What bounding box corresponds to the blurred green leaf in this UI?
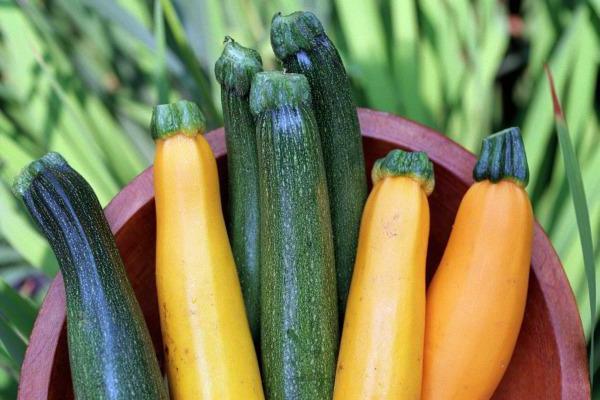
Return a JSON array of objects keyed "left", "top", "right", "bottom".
[
  {"left": 160, "top": 0, "right": 220, "bottom": 125},
  {"left": 418, "top": 37, "right": 443, "bottom": 128},
  {"left": 334, "top": 0, "right": 398, "bottom": 112},
  {"left": 588, "top": 0, "right": 600, "bottom": 19},
  {"left": 390, "top": 0, "right": 428, "bottom": 124},
  {"left": 82, "top": 0, "right": 157, "bottom": 55},
  {"left": 420, "top": 0, "right": 466, "bottom": 109},
  {"left": 32, "top": 53, "right": 120, "bottom": 203},
  {"left": 521, "top": 0, "right": 556, "bottom": 87},
  {"left": 0, "top": 182, "right": 58, "bottom": 276},
  {"left": 0, "top": 314, "right": 26, "bottom": 374},
  {"left": 0, "top": 367, "right": 18, "bottom": 400},
  {"left": 0, "top": 278, "right": 37, "bottom": 339},
  {"left": 459, "top": 1, "right": 509, "bottom": 151}
]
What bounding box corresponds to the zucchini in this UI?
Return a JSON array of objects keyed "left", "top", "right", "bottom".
[
  {"left": 334, "top": 150, "right": 434, "bottom": 399},
  {"left": 152, "top": 101, "right": 264, "bottom": 399},
  {"left": 422, "top": 128, "right": 533, "bottom": 399},
  {"left": 215, "top": 37, "right": 263, "bottom": 344},
  {"left": 250, "top": 71, "right": 338, "bottom": 400},
  {"left": 271, "top": 11, "right": 368, "bottom": 317},
  {"left": 13, "top": 153, "right": 167, "bottom": 400}
]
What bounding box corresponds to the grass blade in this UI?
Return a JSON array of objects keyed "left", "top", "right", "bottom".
[
  {"left": 523, "top": 6, "right": 586, "bottom": 201},
  {"left": 154, "top": 0, "right": 169, "bottom": 104},
  {"left": 535, "top": 12, "right": 599, "bottom": 231},
  {"left": 160, "top": 0, "right": 220, "bottom": 125},
  {"left": 178, "top": 0, "right": 226, "bottom": 109},
  {"left": 546, "top": 65, "right": 596, "bottom": 384}
]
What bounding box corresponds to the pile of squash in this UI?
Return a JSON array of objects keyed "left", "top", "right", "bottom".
[{"left": 13, "top": 10, "right": 532, "bottom": 400}]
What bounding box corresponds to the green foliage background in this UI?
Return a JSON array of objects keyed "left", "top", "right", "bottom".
[{"left": 0, "top": 0, "right": 598, "bottom": 397}]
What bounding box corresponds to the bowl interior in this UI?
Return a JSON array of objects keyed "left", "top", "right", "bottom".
[{"left": 24, "top": 109, "right": 588, "bottom": 400}]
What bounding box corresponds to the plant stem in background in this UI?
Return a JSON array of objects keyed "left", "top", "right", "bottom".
[
  {"left": 153, "top": 0, "right": 169, "bottom": 104},
  {"left": 159, "top": 0, "right": 220, "bottom": 125},
  {"left": 545, "top": 66, "right": 596, "bottom": 385}
]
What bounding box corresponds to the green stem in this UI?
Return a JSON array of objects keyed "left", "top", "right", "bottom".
[
  {"left": 215, "top": 37, "right": 263, "bottom": 96},
  {"left": 473, "top": 127, "right": 529, "bottom": 187},
  {"left": 372, "top": 149, "right": 435, "bottom": 195},
  {"left": 12, "top": 152, "right": 67, "bottom": 199},
  {"left": 249, "top": 71, "right": 311, "bottom": 116},
  {"left": 150, "top": 100, "right": 206, "bottom": 140}
]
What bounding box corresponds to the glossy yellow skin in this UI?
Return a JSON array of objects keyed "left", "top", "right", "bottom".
[
  {"left": 154, "top": 133, "right": 264, "bottom": 400},
  {"left": 334, "top": 176, "right": 429, "bottom": 400},
  {"left": 422, "top": 180, "right": 533, "bottom": 400}
]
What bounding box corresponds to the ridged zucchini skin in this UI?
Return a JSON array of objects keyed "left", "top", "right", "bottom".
[
  {"left": 250, "top": 71, "right": 338, "bottom": 400},
  {"left": 271, "top": 11, "right": 368, "bottom": 317},
  {"left": 13, "top": 153, "right": 167, "bottom": 400},
  {"left": 215, "top": 38, "right": 263, "bottom": 343}
]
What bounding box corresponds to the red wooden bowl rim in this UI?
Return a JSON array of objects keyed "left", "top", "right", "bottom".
[{"left": 18, "top": 109, "right": 589, "bottom": 398}]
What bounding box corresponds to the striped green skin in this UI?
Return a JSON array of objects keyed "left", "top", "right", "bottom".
[
  {"left": 13, "top": 153, "right": 167, "bottom": 400},
  {"left": 251, "top": 72, "right": 338, "bottom": 400},
  {"left": 271, "top": 12, "right": 368, "bottom": 318},
  {"left": 221, "top": 92, "right": 261, "bottom": 344},
  {"left": 473, "top": 127, "right": 529, "bottom": 187},
  {"left": 215, "top": 40, "right": 263, "bottom": 344}
]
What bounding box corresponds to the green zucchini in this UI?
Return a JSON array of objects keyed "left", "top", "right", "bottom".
[
  {"left": 250, "top": 71, "right": 338, "bottom": 400},
  {"left": 214, "top": 37, "right": 263, "bottom": 344},
  {"left": 13, "top": 153, "right": 167, "bottom": 400},
  {"left": 271, "top": 11, "right": 368, "bottom": 317}
]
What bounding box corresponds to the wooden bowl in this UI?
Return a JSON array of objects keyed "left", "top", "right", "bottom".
[{"left": 19, "top": 109, "right": 589, "bottom": 399}]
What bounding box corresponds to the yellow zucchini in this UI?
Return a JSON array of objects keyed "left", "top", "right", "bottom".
[
  {"left": 152, "top": 101, "right": 264, "bottom": 399},
  {"left": 422, "top": 127, "right": 533, "bottom": 400},
  {"left": 334, "top": 149, "right": 434, "bottom": 400}
]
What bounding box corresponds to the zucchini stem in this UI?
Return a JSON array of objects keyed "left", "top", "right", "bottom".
[
  {"left": 372, "top": 149, "right": 435, "bottom": 195},
  {"left": 271, "top": 11, "right": 324, "bottom": 60},
  {"left": 12, "top": 152, "right": 67, "bottom": 199},
  {"left": 249, "top": 71, "right": 312, "bottom": 115},
  {"left": 215, "top": 37, "right": 263, "bottom": 97},
  {"left": 473, "top": 127, "right": 529, "bottom": 187},
  {"left": 150, "top": 100, "right": 206, "bottom": 140}
]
